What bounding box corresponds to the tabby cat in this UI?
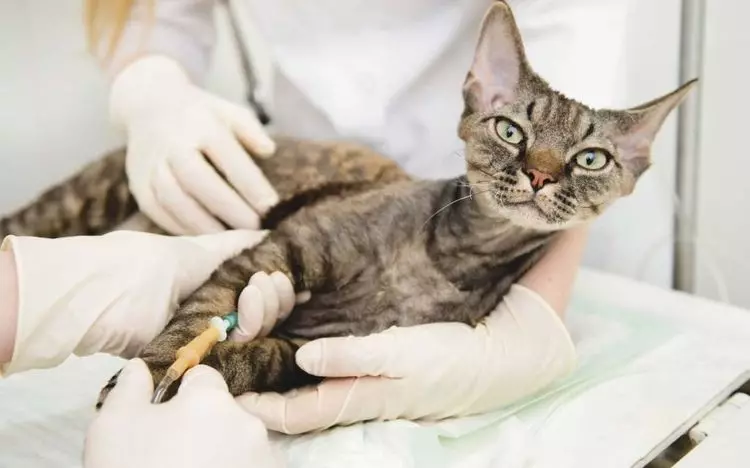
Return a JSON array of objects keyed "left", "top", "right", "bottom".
[{"left": 0, "top": 2, "right": 695, "bottom": 404}]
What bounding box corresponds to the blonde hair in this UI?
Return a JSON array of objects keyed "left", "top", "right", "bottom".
[{"left": 84, "top": 0, "right": 154, "bottom": 62}]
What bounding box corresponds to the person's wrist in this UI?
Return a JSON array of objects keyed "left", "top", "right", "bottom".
[
  {"left": 109, "top": 54, "right": 192, "bottom": 124},
  {"left": 563, "top": 222, "right": 590, "bottom": 242},
  {"left": 517, "top": 222, "right": 590, "bottom": 317},
  {"left": 0, "top": 248, "right": 19, "bottom": 365}
]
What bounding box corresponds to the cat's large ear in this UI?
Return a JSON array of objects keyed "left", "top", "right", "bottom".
[
  {"left": 462, "top": 1, "right": 530, "bottom": 113},
  {"left": 614, "top": 79, "right": 698, "bottom": 187}
]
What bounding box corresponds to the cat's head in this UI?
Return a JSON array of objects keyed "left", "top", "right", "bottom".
[{"left": 459, "top": 1, "right": 697, "bottom": 230}]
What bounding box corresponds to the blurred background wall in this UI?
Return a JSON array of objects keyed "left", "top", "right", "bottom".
[
  {"left": 0, "top": 0, "right": 745, "bottom": 307},
  {"left": 693, "top": 2, "right": 750, "bottom": 308}
]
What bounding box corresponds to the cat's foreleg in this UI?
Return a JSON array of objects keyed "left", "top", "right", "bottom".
[{"left": 97, "top": 233, "right": 321, "bottom": 407}]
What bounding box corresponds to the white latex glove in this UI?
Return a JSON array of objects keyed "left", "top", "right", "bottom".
[
  {"left": 238, "top": 284, "right": 577, "bottom": 434},
  {"left": 231, "top": 272, "right": 310, "bottom": 343},
  {"left": 0, "top": 229, "right": 268, "bottom": 376},
  {"left": 110, "top": 55, "right": 278, "bottom": 235},
  {"left": 85, "top": 359, "right": 281, "bottom": 468}
]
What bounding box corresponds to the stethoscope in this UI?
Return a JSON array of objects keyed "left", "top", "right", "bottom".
[{"left": 220, "top": 0, "right": 271, "bottom": 126}]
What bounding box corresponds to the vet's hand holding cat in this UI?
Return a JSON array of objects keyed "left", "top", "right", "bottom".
[
  {"left": 0, "top": 229, "right": 286, "bottom": 468},
  {"left": 85, "top": 359, "right": 282, "bottom": 468},
  {"left": 109, "top": 55, "right": 279, "bottom": 235}
]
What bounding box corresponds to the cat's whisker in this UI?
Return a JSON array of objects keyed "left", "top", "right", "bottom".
[
  {"left": 421, "top": 188, "right": 493, "bottom": 229},
  {"left": 451, "top": 149, "right": 466, "bottom": 160},
  {"left": 495, "top": 192, "right": 507, "bottom": 209},
  {"left": 457, "top": 181, "right": 495, "bottom": 190}
]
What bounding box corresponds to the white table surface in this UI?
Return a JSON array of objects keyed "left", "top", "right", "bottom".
[
  {"left": 2, "top": 267, "right": 750, "bottom": 468},
  {"left": 674, "top": 402, "right": 750, "bottom": 468}
]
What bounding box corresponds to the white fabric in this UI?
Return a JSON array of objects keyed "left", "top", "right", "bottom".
[
  {"left": 85, "top": 360, "right": 280, "bottom": 468},
  {"left": 110, "top": 55, "right": 278, "bottom": 234},
  {"left": 0, "top": 230, "right": 268, "bottom": 376},
  {"left": 238, "top": 284, "right": 577, "bottom": 434},
  {"left": 111, "top": 0, "right": 629, "bottom": 180},
  {"left": 249, "top": 0, "right": 629, "bottom": 179},
  {"left": 3, "top": 269, "right": 750, "bottom": 467}
]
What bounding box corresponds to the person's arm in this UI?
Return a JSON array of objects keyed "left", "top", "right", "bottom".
[
  {"left": 0, "top": 250, "right": 18, "bottom": 364},
  {"left": 236, "top": 232, "right": 586, "bottom": 435},
  {"left": 518, "top": 225, "right": 589, "bottom": 318},
  {"left": 0, "top": 230, "right": 267, "bottom": 376}
]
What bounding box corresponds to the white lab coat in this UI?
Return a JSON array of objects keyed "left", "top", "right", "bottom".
[{"left": 115, "top": 0, "right": 643, "bottom": 276}]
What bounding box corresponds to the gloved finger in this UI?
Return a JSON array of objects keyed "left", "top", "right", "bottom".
[
  {"left": 152, "top": 163, "right": 224, "bottom": 234},
  {"left": 213, "top": 98, "right": 276, "bottom": 157},
  {"left": 170, "top": 152, "right": 260, "bottom": 229},
  {"left": 177, "top": 364, "right": 230, "bottom": 399},
  {"left": 203, "top": 133, "right": 279, "bottom": 215},
  {"left": 237, "top": 376, "right": 396, "bottom": 434},
  {"left": 270, "top": 272, "right": 295, "bottom": 321},
  {"left": 101, "top": 359, "right": 153, "bottom": 410},
  {"left": 295, "top": 331, "right": 409, "bottom": 379},
  {"left": 232, "top": 284, "right": 264, "bottom": 342},
  {"left": 249, "top": 272, "right": 281, "bottom": 337},
  {"left": 133, "top": 180, "right": 189, "bottom": 235}
]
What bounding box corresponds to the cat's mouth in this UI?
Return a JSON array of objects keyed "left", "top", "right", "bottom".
[
  {"left": 468, "top": 171, "right": 571, "bottom": 227},
  {"left": 492, "top": 191, "right": 569, "bottom": 229}
]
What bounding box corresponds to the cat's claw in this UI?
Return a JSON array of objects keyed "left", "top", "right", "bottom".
[{"left": 96, "top": 370, "right": 121, "bottom": 410}]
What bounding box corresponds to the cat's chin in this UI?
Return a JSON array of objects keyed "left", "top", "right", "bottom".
[{"left": 495, "top": 201, "right": 572, "bottom": 231}]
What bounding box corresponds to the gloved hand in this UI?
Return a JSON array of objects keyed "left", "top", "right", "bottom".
[
  {"left": 0, "top": 229, "right": 268, "bottom": 376},
  {"left": 238, "top": 284, "right": 577, "bottom": 434},
  {"left": 85, "top": 359, "right": 282, "bottom": 468},
  {"left": 231, "top": 271, "right": 307, "bottom": 343},
  {"left": 110, "top": 55, "right": 278, "bottom": 235}
]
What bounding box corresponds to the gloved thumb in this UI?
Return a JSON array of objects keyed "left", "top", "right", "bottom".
[
  {"left": 177, "top": 365, "right": 230, "bottom": 398},
  {"left": 102, "top": 359, "right": 153, "bottom": 410},
  {"left": 296, "top": 331, "right": 409, "bottom": 379}
]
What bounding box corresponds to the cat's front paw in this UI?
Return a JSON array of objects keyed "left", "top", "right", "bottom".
[{"left": 95, "top": 361, "right": 171, "bottom": 410}]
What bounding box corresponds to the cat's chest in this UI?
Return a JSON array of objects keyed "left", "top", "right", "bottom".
[
  {"left": 375, "top": 243, "right": 467, "bottom": 316},
  {"left": 279, "top": 241, "right": 469, "bottom": 339}
]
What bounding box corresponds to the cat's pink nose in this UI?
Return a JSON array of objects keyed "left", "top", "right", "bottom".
[{"left": 525, "top": 168, "right": 556, "bottom": 191}]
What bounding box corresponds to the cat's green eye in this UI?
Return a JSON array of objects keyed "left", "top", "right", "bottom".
[
  {"left": 495, "top": 119, "right": 525, "bottom": 145},
  {"left": 574, "top": 149, "right": 610, "bottom": 171}
]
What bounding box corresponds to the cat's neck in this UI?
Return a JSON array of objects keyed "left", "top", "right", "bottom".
[{"left": 425, "top": 176, "right": 554, "bottom": 280}]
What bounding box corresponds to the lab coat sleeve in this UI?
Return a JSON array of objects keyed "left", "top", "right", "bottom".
[
  {"left": 510, "top": 0, "right": 631, "bottom": 108},
  {"left": 105, "top": 0, "right": 218, "bottom": 84}
]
